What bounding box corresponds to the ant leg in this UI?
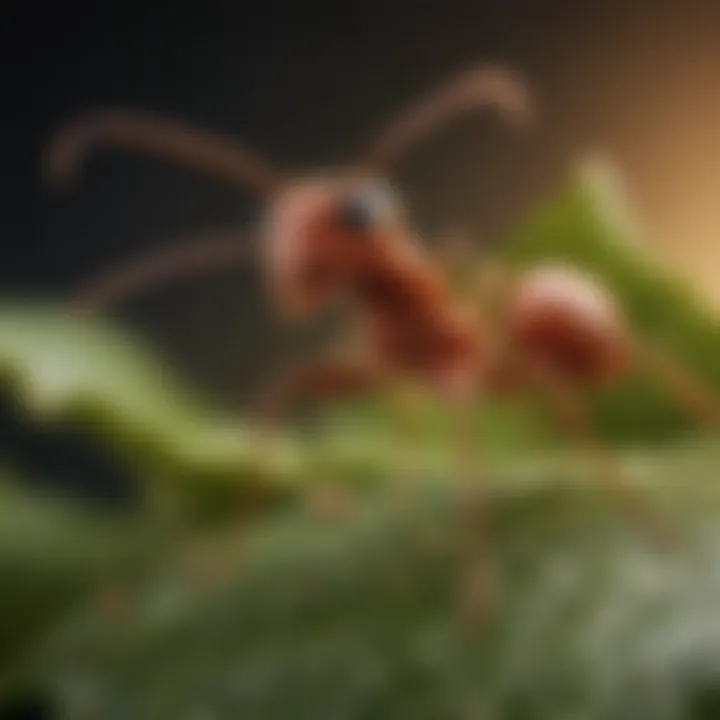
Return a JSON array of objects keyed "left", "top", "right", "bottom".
[
  {"left": 434, "top": 228, "right": 516, "bottom": 309},
  {"left": 433, "top": 226, "right": 483, "bottom": 297},
  {"left": 70, "top": 228, "right": 253, "bottom": 315},
  {"left": 252, "top": 354, "right": 386, "bottom": 432},
  {"left": 249, "top": 354, "right": 387, "bottom": 519},
  {"left": 43, "top": 109, "right": 281, "bottom": 194},
  {"left": 633, "top": 338, "right": 720, "bottom": 428},
  {"left": 532, "top": 364, "right": 676, "bottom": 547},
  {"left": 380, "top": 377, "right": 434, "bottom": 479},
  {"left": 447, "top": 387, "right": 501, "bottom": 629},
  {"left": 180, "top": 357, "right": 383, "bottom": 580}
]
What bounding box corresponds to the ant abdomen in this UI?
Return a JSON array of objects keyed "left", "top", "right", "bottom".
[{"left": 507, "top": 264, "right": 631, "bottom": 386}]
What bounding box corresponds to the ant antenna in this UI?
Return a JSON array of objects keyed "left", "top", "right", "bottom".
[
  {"left": 358, "top": 65, "right": 533, "bottom": 172},
  {"left": 70, "top": 228, "right": 255, "bottom": 315},
  {"left": 42, "top": 109, "right": 282, "bottom": 195}
]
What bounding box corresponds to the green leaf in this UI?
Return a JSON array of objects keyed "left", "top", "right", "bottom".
[
  {"left": 0, "top": 303, "right": 304, "bottom": 516},
  {"left": 36, "top": 441, "right": 720, "bottom": 719},
  {"left": 0, "top": 304, "right": 242, "bottom": 458}
]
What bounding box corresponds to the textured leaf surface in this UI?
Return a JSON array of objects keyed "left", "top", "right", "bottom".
[{"left": 38, "top": 442, "right": 720, "bottom": 720}]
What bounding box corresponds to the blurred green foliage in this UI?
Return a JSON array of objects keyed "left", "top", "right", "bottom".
[
  {"left": 0, "top": 479, "right": 171, "bottom": 703},
  {"left": 35, "top": 448, "right": 720, "bottom": 719},
  {"left": 0, "top": 158, "right": 719, "bottom": 717}
]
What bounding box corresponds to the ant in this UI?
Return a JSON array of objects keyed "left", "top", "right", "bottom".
[{"left": 42, "top": 64, "right": 720, "bottom": 598}]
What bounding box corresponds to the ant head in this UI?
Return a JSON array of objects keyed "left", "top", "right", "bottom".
[{"left": 262, "top": 173, "right": 407, "bottom": 319}]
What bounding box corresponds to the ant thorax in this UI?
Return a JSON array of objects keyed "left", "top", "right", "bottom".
[{"left": 353, "top": 240, "right": 478, "bottom": 379}]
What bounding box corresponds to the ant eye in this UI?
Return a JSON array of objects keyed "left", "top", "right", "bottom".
[{"left": 338, "top": 184, "right": 394, "bottom": 235}]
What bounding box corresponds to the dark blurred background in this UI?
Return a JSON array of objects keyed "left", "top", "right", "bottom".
[{"left": 2, "top": 0, "right": 720, "bottom": 407}]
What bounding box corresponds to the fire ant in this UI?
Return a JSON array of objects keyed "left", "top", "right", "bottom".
[{"left": 43, "top": 64, "right": 719, "bottom": 560}]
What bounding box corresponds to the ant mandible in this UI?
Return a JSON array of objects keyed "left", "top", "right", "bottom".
[{"left": 43, "top": 64, "right": 719, "bottom": 551}]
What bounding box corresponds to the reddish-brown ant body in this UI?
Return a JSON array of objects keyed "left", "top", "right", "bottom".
[{"left": 43, "top": 65, "right": 719, "bottom": 549}]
